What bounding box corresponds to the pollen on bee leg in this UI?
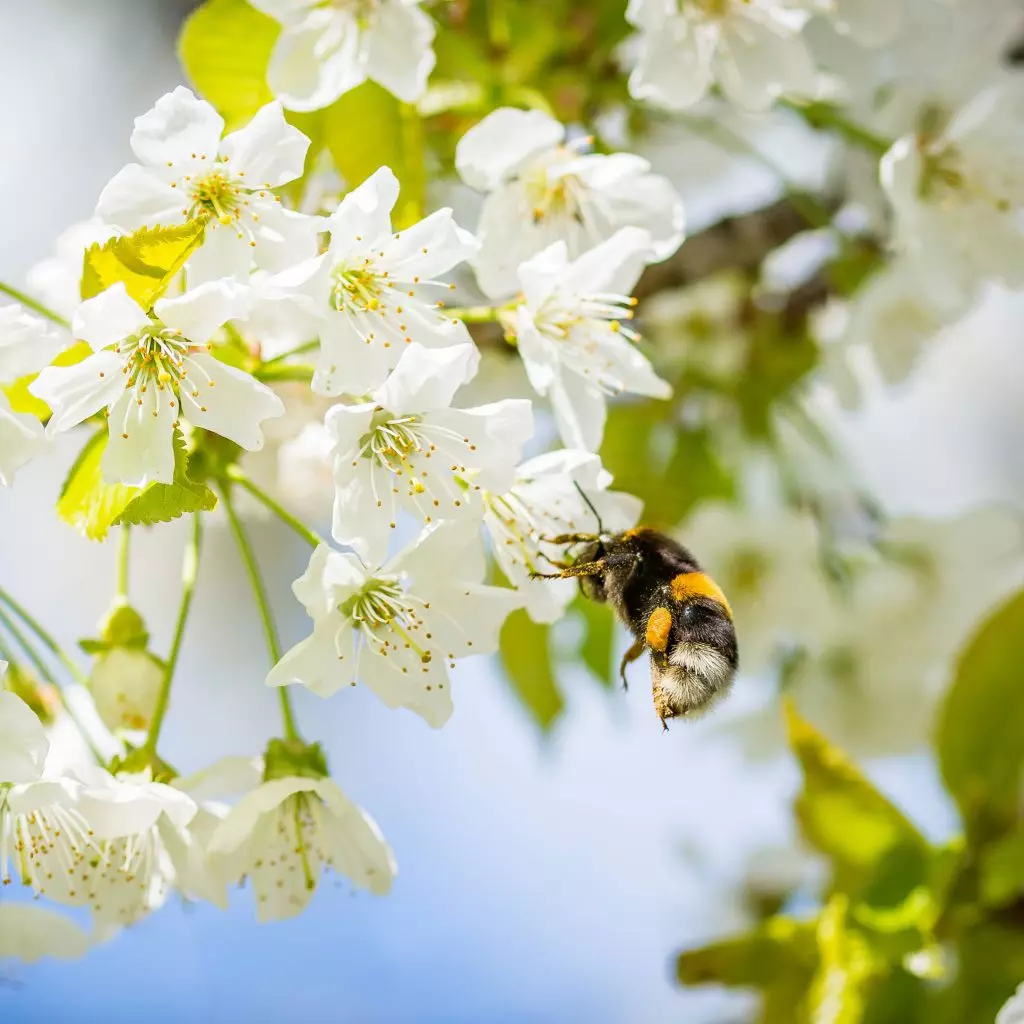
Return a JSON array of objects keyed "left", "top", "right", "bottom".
[{"left": 645, "top": 607, "right": 673, "bottom": 652}]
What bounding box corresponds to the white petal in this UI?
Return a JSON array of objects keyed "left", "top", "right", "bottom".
[
  {"left": 325, "top": 165, "right": 399, "bottom": 241},
  {"left": 388, "top": 519, "right": 487, "bottom": 586},
  {"left": 330, "top": 465, "right": 393, "bottom": 564},
  {"left": 628, "top": 18, "right": 714, "bottom": 110},
  {"left": 158, "top": 807, "right": 228, "bottom": 908},
  {"left": 207, "top": 776, "right": 318, "bottom": 855},
  {"left": 356, "top": 638, "right": 454, "bottom": 727},
  {"left": 101, "top": 386, "right": 176, "bottom": 487},
  {"left": 177, "top": 353, "right": 284, "bottom": 450},
  {"left": 517, "top": 241, "right": 568, "bottom": 311},
  {"left": 515, "top": 312, "right": 559, "bottom": 396},
  {"left": 292, "top": 544, "right": 367, "bottom": 619},
  {"left": 373, "top": 342, "right": 479, "bottom": 414},
  {"left": 95, "top": 163, "right": 182, "bottom": 232},
  {"left": 248, "top": 202, "right": 324, "bottom": 272},
  {"left": 220, "top": 100, "right": 310, "bottom": 184},
  {"left": 832, "top": 0, "right": 902, "bottom": 46},
  {"left": 717, "top": 17, "right": 817, "bottom": 111},
  {"left": 415, "top": 583, "right": 522, "bottom": 658},
  {"left": 29, "top": 350, "right": 126, "bottom": 434},
  {"left": 561, "top": 226, "right": 652, "bottom": 296},
  {"left": 455, "top": 107, "right": 564, "bottom": 191},
  {"left": 130, "top": 86, "right": 225, "bottom": 168},
  {"left": 315, "top": 777, "right": 396, "bottom": 894},
  {"left": 185, "top": 222, "right": 253, "bottom": 285},
  {"left": 72, "top": 283, "right": 150, "bottom": 351},
  {"left": 176, "top": 755, "right": 264, "bottom": 802},
  {"left": 0, "top": 689, "right": 48, "bottom": 783},
  {"left": 0, "top": 305, "right": 65, "bottom": 381},
  {"left": 0, "top": 398, "right": 48, "bottom": 488},
  {"left": 77, "top": 775, "right": 196, "bottom": 839},
  {"left": 364, "top": 0, "right": 436, "bottom": 103},
  {"left": 0, "top": 905, "right": 90, "bottom": 963},
  {"left": 550, "top": 370, "right": 608, "bottom": 451},
  {"left": 266, "top": 12, "right": 365, "bottom": 112},
  {"left": 155, "top": 280, "right": 249, "bottom": 342},
  {"left": 266, "top": 614, "right": 355, "bottom": 697},
  {"left": 378, "top": 207, "right": 479, "bottom": 282},
  {"left": 324, "top": 401, "right": 375, "bottom": 458}
]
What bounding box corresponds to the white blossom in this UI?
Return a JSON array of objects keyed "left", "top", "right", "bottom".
[
  {"left": 327, "top": 342, "right": 533, "bottom": 561},
  {"left": 96, "top": 88, "right": 319, "bottom": 283},
  {"left": 998, "top": 983, "right": 1024, "bottom": 1024},
  {"left": 88, "top": 648, "right": 164, "bottom": 734},
  {"left": 256, "top": 166, "right": 478, "bottom": 396},
  {"left": 809, "top": 0, "right": 904, "bottom": 46},
  {"left": 30, "top": 281, "right": 284, "bottom": 487},
  {"left": 267, "top": 521, "right": 521, "bottom": 725},
  {"left": 881, "top": 83, "right": 1024, "bottom": 298},
  {"left": 455, "top": 107, "right": 684, "bottom": 299},
  {"left": 625, "top": 0, "right": 818, "bottom": 113},
  {"left": 208, "top": 773, "right": 395, "bottom": 922},
  {"left": 0, "top": 905, "right": 91, "bottom": 963},
  {"left": 0, "top": 305, "right": 63, "bottom": 486},
  {"left": 483, "top": 450, "right": 642, "bottom": 624},
  {"left": 512, "top": 228, "right": 670, "bottom": 451},
  {"left": 249, "top": 0, "right": 436, "bottom": 111},
  {"left": 26, "top": 220, "right": 118, "bottom": 321}
]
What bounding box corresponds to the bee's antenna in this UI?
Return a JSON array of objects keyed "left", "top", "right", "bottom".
[{"left": 573, "top": 480, "right": 605, "bottom": 534}]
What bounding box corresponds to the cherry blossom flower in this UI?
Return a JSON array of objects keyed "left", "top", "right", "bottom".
[
  {"left": 327, "top": 342, "right": 533, "bottom": 561},
  {"left": 998, "top": 983, "right": 1024, "bottom": 1024},
  {"left": 0, "top": 305, "right": 63, "bottom": 486},
  {"left": 483, "top": 450, "right": 642, "bottom": 624},
  {"left": 455, "top": 107, "right": 685, "bottom": 299},
  {"left": 30, "top": 281, "right": 284, "bottom": 487},
  {"left": 208, "top": 760, "right": 395, "bottom": 923},
  {"left": 511, "top": 228, "right": 670, "bottom": 451},
  {"left": 26, "top": 220, "right": 118, "bottom": 321},
  {"left": 256, "top": 166, "right": 478, "bottom": 395},
  {"left": 625, "top": 0, "right": 817, "bottom": 113},
  {"left": 267, "top": 521, "right": 521, "bottom": 725},
  {"left": 96, "top": 87, "right": 319, "bottom": 282},
  {"left": 249, "top": 0, "right": 436, "bottom": 111},
  {"left": 881, "top": 82, "right": 1024, "bottom": 298}
]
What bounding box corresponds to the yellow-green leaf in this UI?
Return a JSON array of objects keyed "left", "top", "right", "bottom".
[
  {"left": 57, "top": 431, "right": 141, "bottom": 541},
  {"left": 785, "top": 703, "right": 928, "bottom": 901},
  {"left": 810, "top": 896, "right": 876, "bottom": 1024},
  {"left": 178, "top": 0, "right": 278, "bottom": 130},
  {"left": 114, "top": 430, "right": 217, "bottom": 528},
  {"left": 324, "top": 83, "right": 425, "bottom": 229},
  {"left": 937, "top": 586, "right": 1024, "bottom": 846},
  {"left": 2, "top": 341, "right": 91, "bottom": 418},
  {"left": 575, "top": 597, "right": 615, "bottom": 689},
  {"left": 499, "top": 609, "right": 563, "bottom": 731},
  {"left": 979, "top": 831, "right": 1024, "bottom": 907},
  {"left": 81, "top": 222, "right": 206, "bottom": 308}
]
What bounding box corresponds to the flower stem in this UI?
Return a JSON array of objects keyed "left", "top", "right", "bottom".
[
  {"left": 116, "top": 526, "right": 131, "bottom": 599},
  {"left": 223, "top": 465, "right": 322, "bottom": 548},
  {"left": 144, "top": 512, "right": 202, "bottom": 755},
  {"left": 0, "top": 602, "right": 105, "bottom": 762},
  {"left": 0, "top": 584, "right": 89, "bottom": 688},
  {"left": 260, "top": 339, "right": 319, "bottom": 368},
  {"left": 446, "top": 304, "right": 503, "bottom": 323},
  {"left": 0, "top": 281, "right": 69, "bottom": 328},
  {"left": 781, "top": 100, "right": 892, "bottom": 158},
  {"left": 219, "top": 483, "right": 301, "bottom": 741}
]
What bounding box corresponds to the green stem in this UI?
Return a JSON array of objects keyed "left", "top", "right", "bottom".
[
  {"left": 254, "top": 364, "right": 315, "bottom": 384},
  {"left": 219, "top": 483, "right": 300, "bottom": 741},
  {"left": 446, "top": 304, "right": 503, "bottom": 323},
  {"left": 260, "top": 339, "right": 318, "bottom": 368},
  {"left": 0, "top": 604, "right": 105, "bottom": 762},
  {"left": 0, "top": 281, "right": 69, "bottom": 328},
  {"left": 116, "top": 526, "right": 131, "bottom": 599},
  {"left": 0, "top": 585, "right": 89, "bottom": 687},
  {"left": 781, "top": 100, "right": 892, "bottom": 158},
  {"left": 224, "top": 465, "right": 322, "bottom": 548},
  {"left": 144, "top": 512, "right": 202, "bottom": 754}
]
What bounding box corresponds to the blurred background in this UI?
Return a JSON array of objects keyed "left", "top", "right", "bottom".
[{"left": 3, "top": 1, "right": 1024, "bottom": 1021}]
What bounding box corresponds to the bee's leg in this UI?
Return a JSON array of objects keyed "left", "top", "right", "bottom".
[
  {"left": 539, "top": 533, "right": 600, "bottom": 545},
  {"left": 661, "top": 718, "right": 670, "bottom": 734},
  {"left": 529, "top": 559, "right": 605, "bottom": 581},
  {"left": 536, "top": 550, "right": 574, "bottom": 571},
  {"left": 618, "top": 639, "right": 645, "bottom": 692}
]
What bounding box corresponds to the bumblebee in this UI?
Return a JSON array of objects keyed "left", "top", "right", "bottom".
[{"left": 533, "top": 516, "right": 738, "bottom": 730}]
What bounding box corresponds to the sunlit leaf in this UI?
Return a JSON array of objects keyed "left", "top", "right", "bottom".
[
  {"left": 785, "top": 703, "right": 928, "bottom": 903},
  {"left": 979, "top": 831, "right": 1024, "bottom": 907},
  {"left": 323, "top": 82, "right": 425, "bottom": 229},
  {"left": 178, "top": 0, "right": 278, "bottom": 130},
  {"left": 57, "top": 431, "right": 141, "bottom": 541},
  {"left": 809, "top": 895, "right": 875, "bottom": 1024},
  {"left": 575, "top": 597, "right": 614, "bottom": 689},
  {"left": 499, "top": 609, "right": 563, "bottom": 731},
  {"left": 81, "top": 222, "right": 206, "bottom": 308},
  {"left": 114, "top": 430, "right": 217, "bottom": 528},
  {"left": 937, "top": 586, "right": 1024, "bottom": 846},
  {"left": 2, "top": 342, "right": 91, "bottom": 419},
  {"left": 933, "top": 921, "right": 1024, "bottom": 1024}
]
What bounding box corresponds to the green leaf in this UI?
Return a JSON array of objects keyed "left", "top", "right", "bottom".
[
  {"left": 177, "top": 0, "right": 278, "bottom": 130},
  {"left": 785, "top": 703, "right": 928, "bottom": 903},
  {"left": 575, "top": 597, "right": 614, "bottom": 689},
  {"left": 498, "top": 609, "right": 563, "bottom": 731},
  {"left": 323, "top": 82, "right": 425, "bottom": 229},
  {"left": 677, "top": 916, "right": 818, "bottom": 1022},
  {"left": 937, "top": 586, "right": 1024, "bottom": 845},
  {"left": 81, "top": 222, "right": 206, "bottom": 308},
  {"left": 979, "top": 830, "right": 1024, "bottom": 907},
  {"left": 57, "top": 431, "right": 141, "bottom": 541},
  {"left": 2, "top": 341, "right": 91, "bottom": 418},
  {"left": 114, "top": 430, "right": 217, "bottom": 528},
  {"left": 809, "top": 896, "right": 875, "bottom": 1024}
]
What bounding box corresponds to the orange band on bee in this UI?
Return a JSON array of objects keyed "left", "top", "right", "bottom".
[
  {"left": 670, "top": 572, "right": 733, "bottom": 620},
  {"left": 645, "top": 607, "right": 673, "bottom": 652}
]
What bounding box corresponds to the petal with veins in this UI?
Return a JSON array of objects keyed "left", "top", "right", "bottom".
[
  {"left": 72, "top": 283, "right": 150, "bottom": 352},
  {"left": 30, "top": 351, "right": 126, "bottom": 435},
  {"left": 101, "top": 386, "right": 176, "bottom": 487}
]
